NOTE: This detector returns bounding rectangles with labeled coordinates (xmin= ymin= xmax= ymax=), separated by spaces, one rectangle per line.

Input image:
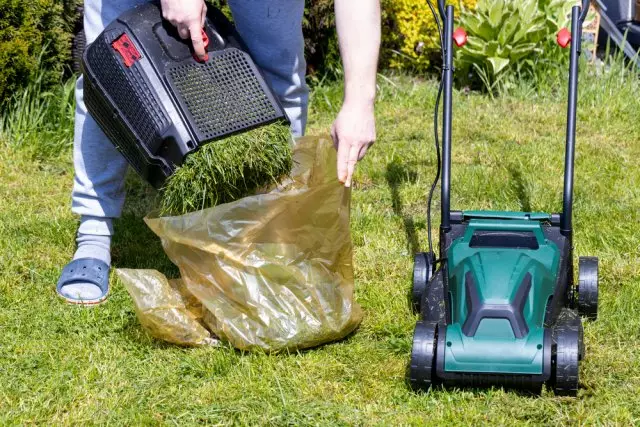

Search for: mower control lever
xmin=453 ymin=28 xmax=468 ymax=47
xmin=556 ymin=28 xmax=572 ymax=48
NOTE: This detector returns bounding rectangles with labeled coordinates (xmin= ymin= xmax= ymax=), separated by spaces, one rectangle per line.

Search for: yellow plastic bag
xmin=118 ymin=136 xmax=362 ymax=351
xmin=116 ymin=269 xmax=220 ymax=347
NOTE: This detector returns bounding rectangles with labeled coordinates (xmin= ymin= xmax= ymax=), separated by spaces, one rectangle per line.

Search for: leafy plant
xmin=456 ymin=0 xmax=548 ymax=91
xmin=456 ymin=0 xmax=595 ymax=93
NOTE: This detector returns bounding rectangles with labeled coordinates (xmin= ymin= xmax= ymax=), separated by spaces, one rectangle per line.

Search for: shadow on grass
xmin=385 ymin=160 xmax=421 ymax=256
xmin=406 ymin=380 xmax=546 ymax=398
xmin=508 ymin=165 xmax=532 ymax=212
xmin=111 ymin=173 xmax=178 ymax=277
xmin=111 ymin=213 xmax=178 ymax=277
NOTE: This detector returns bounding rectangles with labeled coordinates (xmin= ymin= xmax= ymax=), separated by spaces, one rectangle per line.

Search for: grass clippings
xmin=159 ymin=122 xmax=293 ymax=216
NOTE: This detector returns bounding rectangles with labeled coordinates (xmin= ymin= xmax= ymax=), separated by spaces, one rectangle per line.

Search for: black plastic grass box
xmin=82 ymin=1 xmax=288 ymax=188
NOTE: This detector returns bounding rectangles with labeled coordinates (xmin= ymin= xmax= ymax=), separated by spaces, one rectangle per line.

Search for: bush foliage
xmin=304 ymin=0 xmax=479 ymax=76
xmin=303 ymin=2 xmax=341 ymax=78
xmin=0 ymin=0 xmax=81 ymax=103
xmin=457 ymin=0 xmax=595 ymax=92
xmin=383 ymin=0 xmax=478 ymax=73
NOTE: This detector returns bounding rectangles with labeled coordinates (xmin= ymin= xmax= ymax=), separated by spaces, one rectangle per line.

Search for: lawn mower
xmin=408 ymin=0 xmax=598 ymax=396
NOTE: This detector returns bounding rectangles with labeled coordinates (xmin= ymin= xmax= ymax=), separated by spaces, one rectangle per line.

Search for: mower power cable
xmin=426 ymin=0 xmax=445 ymax=261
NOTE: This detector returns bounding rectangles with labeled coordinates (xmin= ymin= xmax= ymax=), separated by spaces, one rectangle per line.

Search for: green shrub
xmin=0 ymin=0 xmax=78 ymax=103
xmin=0 ymin=56 xmax=75 ymax=159
xmin=303 ymin=1 xmax=342 ymax=78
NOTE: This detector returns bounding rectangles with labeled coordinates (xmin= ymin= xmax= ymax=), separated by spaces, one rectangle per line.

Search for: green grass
xmin=2 ymin=59 xmax=640 ymax=424
xmin=0 ymin=65 xmax=75 ymax=160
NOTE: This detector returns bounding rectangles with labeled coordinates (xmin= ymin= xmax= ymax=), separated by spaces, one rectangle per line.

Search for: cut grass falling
xmin=159 ymin=122 xmax=293 ymax=216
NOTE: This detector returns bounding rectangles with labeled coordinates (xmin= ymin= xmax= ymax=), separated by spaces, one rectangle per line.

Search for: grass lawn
xmin=1 ymin=66 xmax=640 ymax=424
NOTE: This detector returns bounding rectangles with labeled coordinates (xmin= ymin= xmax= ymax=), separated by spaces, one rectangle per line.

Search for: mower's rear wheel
xmin=577 ymin=257 xmax=598 ymax=320
xmin=552 ymin=310 xmax=581 ymax=396
xmin=412 ymin=252 xmax=433 ymax=313
xmin=421 ymin=269 xmax=447 ymax=323
xmin=408 ymin=321 xmax=437 ymax=392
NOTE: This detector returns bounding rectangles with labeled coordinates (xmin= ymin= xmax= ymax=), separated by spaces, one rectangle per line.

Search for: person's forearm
xmin=331 ymin=0 xmax=380 ymax=187
xmin=334 ymin=0 xmax=381 ymax=107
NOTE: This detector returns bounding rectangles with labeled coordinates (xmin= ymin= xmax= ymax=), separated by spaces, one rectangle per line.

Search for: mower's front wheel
xmin=552 ymin=311 xmax=581 ymax=396
xmin=408 ymin=321 xmax=438 ymax=392
xmin=412 ymin=252 xmax=434 ymax=312
xmin=577 ymin=257 xmax=598 ymax=320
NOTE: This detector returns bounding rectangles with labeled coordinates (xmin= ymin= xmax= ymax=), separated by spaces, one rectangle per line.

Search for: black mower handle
xmin=578 ymin=0 xmax=590 ymax=23
xmin=437 ymin=0 xmax=446 ymax=21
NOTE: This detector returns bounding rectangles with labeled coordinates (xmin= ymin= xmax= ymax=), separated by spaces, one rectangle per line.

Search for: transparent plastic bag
xmin=116 ymin=269 xmax=220 ymax=347
xmin=117 ymin=136 xmax=362 ymax=351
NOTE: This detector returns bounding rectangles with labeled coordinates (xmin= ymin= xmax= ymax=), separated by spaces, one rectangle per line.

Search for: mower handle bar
xmin=437 ymin=0 xmax=588 ymax=235
xmin=437 ymin=0 xmax=590 ymax=24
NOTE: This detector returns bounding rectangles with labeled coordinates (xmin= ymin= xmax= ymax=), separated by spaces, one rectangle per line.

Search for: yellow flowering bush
xmin=383 ymin=0 xmax=478 ymax=73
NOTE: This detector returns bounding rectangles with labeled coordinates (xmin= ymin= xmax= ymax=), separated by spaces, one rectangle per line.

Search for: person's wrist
xmin=342 ymin=95 xmax=375 ymax=114
xmin=343 ymin=83 xmax=376 ymax=111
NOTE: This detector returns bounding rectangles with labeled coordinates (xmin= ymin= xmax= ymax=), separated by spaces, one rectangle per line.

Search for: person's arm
xmin=160 ymin=0 xmax=208 ymax=61
xmin=332 ymin=0 xmax=381 ymax=187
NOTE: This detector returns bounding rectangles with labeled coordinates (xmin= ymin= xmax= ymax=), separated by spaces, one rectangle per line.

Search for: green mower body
xmin=410 ymin=211 xmax=598 ymax=394
xmin=444 ymin=214 xmax=559 ymax=376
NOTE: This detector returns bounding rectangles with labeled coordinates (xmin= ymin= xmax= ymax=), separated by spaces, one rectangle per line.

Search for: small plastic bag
xmin=116 ymin=269 xmax=220 ymax=347
xmin=118 ymin=136 xmax=362 ymax=351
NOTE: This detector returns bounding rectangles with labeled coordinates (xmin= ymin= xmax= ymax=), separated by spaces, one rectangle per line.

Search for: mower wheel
xmin=552 ymin=311 xmax=581 ymax=396
xmin=421 ymin=269 xmax=447 ymax=323
xmin=577 ymin=257 xmax=598 ymax=320
xmin=412 ymin=252 xmax=434 ymax=312
xmin=408 ymin=321 xmax=437 ymax=392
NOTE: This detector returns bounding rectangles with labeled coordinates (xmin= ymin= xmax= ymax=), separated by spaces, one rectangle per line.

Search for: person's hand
xmin=331 ymin=101 xmax=376 ymax=187
xmin=160 ymin=0 xmax=208 ymax=61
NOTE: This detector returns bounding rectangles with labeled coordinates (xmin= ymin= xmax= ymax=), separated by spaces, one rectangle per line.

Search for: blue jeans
xmin=72 ymin=0 xmax=308 ymax=235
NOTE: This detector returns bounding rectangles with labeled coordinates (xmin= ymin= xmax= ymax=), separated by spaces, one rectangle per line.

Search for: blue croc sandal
xmin=56 ymin=258 xmax=110 ymax=305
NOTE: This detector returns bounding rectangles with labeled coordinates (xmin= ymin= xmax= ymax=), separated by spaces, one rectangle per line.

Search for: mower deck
xmin=410 ymin=211 xmax=598 ymax=394
xmin=444 ymin=215 xmax=559 ymax=375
